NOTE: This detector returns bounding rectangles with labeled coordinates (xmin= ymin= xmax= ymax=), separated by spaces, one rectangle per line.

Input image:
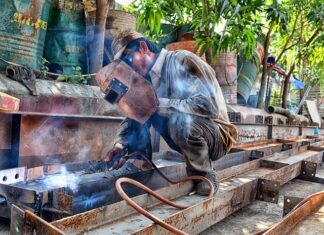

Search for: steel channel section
xmin=264 ymin=192 xmax=324 ymax=235
xmin=66 ymin=147 xmax=323 ymax=234
xmin=4 ymin=138 xmax=323 ymax=221
xmin=9 ymin=140 xmax=324 ymax=234
xmin=1 ymin=110 xmax=324 ymax=169
xmin=1 ymin=139 xmax=299 ymax=219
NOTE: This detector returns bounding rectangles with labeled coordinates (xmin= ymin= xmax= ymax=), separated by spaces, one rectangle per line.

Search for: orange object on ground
xmin=0 ymin=92 xmax=20 ymax=111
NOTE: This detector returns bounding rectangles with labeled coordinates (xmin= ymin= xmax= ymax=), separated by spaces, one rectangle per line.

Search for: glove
xmin=104 ymin=143 xmax=127 ymax=171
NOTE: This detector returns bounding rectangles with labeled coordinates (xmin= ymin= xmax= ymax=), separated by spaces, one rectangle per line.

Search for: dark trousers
xmin=126 ymin=113 xmax=226 ymax=173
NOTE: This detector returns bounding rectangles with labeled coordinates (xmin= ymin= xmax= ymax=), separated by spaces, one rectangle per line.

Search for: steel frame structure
xmin=8 ymin=136 xmax=324 ymax=235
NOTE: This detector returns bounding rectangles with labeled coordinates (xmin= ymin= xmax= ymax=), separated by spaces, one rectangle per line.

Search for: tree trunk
xmin=282 ymin=28 xmax=319 ymax=108
xmin=298 ymin=59 xmax=307 ymax=114
xmin=282 ymin=63 xmax=295 ymax=108
xmin=257 ymin=25 xmax=272 ymax=108
xmin=205 ymin=48 xmax=215 ymax=68
xmin=88 ymin=0 xmax=112 ymax=85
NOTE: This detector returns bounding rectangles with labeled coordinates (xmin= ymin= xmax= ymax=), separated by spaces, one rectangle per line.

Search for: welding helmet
xmin=96 ymin=60 xmax=159 ymax=124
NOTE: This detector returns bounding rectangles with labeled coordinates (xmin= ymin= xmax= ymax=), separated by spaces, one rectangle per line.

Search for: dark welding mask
xmin=96 ymin=60 xmax=159 ymax=124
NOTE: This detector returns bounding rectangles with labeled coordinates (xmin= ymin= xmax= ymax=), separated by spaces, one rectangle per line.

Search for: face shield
xmin=96 ymin=60 xmax=159 ymax=124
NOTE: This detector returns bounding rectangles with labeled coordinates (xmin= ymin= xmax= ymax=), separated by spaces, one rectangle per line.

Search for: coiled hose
xmin=115 ymin=152 xmax=215 ymax=235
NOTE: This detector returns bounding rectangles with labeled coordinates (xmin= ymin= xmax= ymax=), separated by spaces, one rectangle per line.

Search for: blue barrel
xmin=0 ymin=0 xmax=50 ymax=70
xmin=43 ymin=0 xmax=87 ymax=75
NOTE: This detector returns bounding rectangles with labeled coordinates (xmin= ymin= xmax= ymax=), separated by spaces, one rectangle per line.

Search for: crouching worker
xmin=96 ymin=31 xmax=237 ymax=195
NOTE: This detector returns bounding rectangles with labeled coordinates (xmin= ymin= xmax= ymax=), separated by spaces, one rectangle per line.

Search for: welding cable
xmin=252 ymin=191 xmax=324 ymax=235
xmin=115 ymin=152 xmax=215 ymax=235
xmin=126 ymin=152 xmax=182 ymax=184
xmin=116 ymin=176 xmax=214 ymax=235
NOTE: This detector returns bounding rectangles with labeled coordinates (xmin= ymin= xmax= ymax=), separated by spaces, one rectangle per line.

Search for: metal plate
xmin=256 ymin=179 xmax=280 ymax=203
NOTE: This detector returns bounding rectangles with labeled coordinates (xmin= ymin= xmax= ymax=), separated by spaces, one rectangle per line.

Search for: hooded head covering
xmin=112 ymin=31 xmax=144 ymax=60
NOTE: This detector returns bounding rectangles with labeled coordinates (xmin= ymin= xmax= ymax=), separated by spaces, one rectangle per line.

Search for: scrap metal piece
xmin=6 ymin=65 xmax=38 ymax=96
xmin=0 ymin=167 xmax=26 ymax=185
xmin=281 ymin=143 xmax=293 ymax=151
xmin=227 ymin=112 xmax=241 ymax=123
xmin=297 ymin=161 xmax=324 ymax=184
xmin=283 ymin=196 xmax=303 ymax=216
xmin=249 ymin=150 xmax=264 ymax=160
xmin=255 ymin=115 xmax=264 ymax=124
xmin=256 ymin=179 xmax=280 ymax=203
xmin=301 ymin=141 xmax=310 ymax=147
xmin=264 ymin=116 xmax=273 ymax=125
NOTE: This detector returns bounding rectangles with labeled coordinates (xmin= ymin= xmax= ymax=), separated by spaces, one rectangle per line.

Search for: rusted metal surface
xmin=283 ymin=196 xmax=303 ymax=216
xmin=272 ymin=125 xmax=300 ymax=139
xmin=0 ymin=0 xmax=51 ymax=70
xmin=51 ymin=181 xmax=193 ymax=234
xmin=1 ymin=110 xmax=324 ymax=169
xmin=2 ymin=137 xmax=314 ymax=220
xmin=297 ymin=160 xmax=324 ymax=184
xmin=0 ymin=111 xmax=123 ymax=168
xmin=236 ymin=124 xmax=268 ymax=143
xmin=288 ymin=204 xmax=324 ymax=234
xmin=10 ymin=140 xmax=323 ymax=234
xmin=264 ymin=192 xmax=324 ymax=235
xmin=24 ymin=210 xmax=64 ymax=235
xmin=256 ymin=179 xmax=280 ymax=203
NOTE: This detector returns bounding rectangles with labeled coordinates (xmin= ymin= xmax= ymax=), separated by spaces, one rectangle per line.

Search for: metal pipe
xmin=267 ymin=106 xmax=309 ymax=125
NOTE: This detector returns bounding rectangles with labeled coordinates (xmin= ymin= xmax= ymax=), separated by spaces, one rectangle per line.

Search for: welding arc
xmin=116 ymin=176 xmax=214 ymax=235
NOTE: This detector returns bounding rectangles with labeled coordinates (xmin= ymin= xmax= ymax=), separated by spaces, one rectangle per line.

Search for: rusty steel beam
xmin=264 ymin=192 xmax=324 ymax=235
xmin=9 ymin=140 xmax=324 ymax=235
xmin=0 ymin=111 xmax=123 ymax=169
xmin=2 ymin=138 xmax=314 ymax=220
xmin=1 ymin=110 xmax=324 ymax=169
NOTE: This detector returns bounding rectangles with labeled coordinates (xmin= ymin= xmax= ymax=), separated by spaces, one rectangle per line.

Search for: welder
xmin=96 ymin=31 xmax=237 ymax=196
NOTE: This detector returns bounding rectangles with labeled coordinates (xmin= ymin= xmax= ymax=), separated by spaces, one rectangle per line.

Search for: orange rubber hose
xmin=116 ymin=176 xmax=215 ymax=235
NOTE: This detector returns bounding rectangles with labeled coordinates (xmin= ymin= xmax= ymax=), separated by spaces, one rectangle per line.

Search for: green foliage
xmin=39 ymin=57 xmax=49 ymax=80
xmin=129 ymin=0 xmax=267 ymax=62
xmin=56 ymin=67 xmax=92 ymax=84
xmin=270 ymin=88 xmax=281 ymax=106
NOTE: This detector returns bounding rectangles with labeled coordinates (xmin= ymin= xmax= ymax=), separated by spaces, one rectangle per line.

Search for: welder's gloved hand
xmin=105 ymin=143 xmax=127 ymax=171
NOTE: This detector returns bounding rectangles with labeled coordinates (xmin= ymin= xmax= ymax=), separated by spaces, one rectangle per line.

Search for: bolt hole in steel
xmin=2 ymin=176 xmax=7 ymax=182
xmin=6 ymin=68 xmax=15 ymax=77
xmin=15 ymin=173 xmax=19 ymax=179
